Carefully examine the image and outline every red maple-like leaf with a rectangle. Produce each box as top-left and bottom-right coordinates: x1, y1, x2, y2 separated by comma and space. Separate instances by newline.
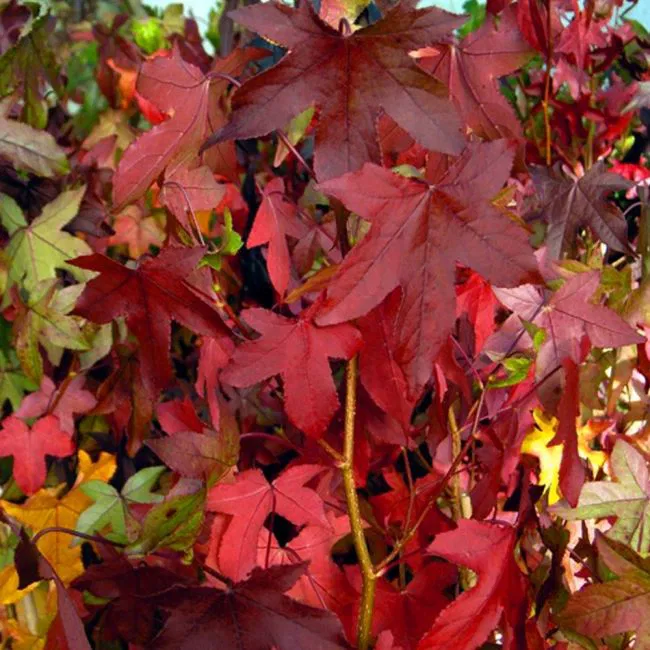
204, 1, 465, 180
530, 162, 633, 259
419, 520, 528, 650
417, 7, 533, 140
153, 563, 347, 650
316, 141, 538, 396
257, 513, 353, 611
358, 288, 413, 432
220, 305, 362, 437
341, 562, 457, 649
71, 246, 229, 399
196, 335, 234, 428
112, 47, 259, 210
456, 270, 498, 354
551, 358, 585, 507
247, 178, 309, 297
0, 415, 74, 495
207, 464, 329, 581
555, 7, 609, 71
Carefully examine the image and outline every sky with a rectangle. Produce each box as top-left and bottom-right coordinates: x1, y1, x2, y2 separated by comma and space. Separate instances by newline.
151, 0, 649, 31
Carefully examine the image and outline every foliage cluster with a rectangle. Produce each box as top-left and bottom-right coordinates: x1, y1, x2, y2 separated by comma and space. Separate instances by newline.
0, 0, 650, 648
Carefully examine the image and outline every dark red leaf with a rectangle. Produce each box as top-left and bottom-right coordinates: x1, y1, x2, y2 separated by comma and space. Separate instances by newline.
205, 1, 465, 180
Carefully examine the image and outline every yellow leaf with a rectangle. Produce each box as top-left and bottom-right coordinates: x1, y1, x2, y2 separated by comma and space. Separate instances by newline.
1, 450, 116, 585
1, 618, 44, 650
75, 449, 116, 486
522, 409, 607, 505
0, 582, 53, 648
0, 565, 39, 605
522, 410, 563, 504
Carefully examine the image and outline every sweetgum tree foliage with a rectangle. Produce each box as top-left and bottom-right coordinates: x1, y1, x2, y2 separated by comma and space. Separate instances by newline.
2, 0, 650, 648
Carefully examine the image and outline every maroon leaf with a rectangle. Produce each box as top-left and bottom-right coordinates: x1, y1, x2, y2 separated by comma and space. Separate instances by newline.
417, 7, 533, 140
205, 1, 465, 180
71, 246, 230, 398
153, 564, 348, 650
316, 141, 538, 396
530, 162, 633, 259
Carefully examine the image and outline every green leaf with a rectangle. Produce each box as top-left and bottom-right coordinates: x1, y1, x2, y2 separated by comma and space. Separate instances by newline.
521, 319, 546, 353
76, 467, 166, 545
202, 208, 243, 271
14, 280, 91, 383
126, 489, 205, 556
0, 356, 36, 411
132, 17, 166, 54
0, 100, 69, 178
2, 187, 92, 291
488, 356, 532, 389
551, 440, 650, 555
122, 466, 166, 504
76, 481, 126, 544
0, 14, 63, 127
458, 0, 486, 38
221, 208, 243, 256
392, 164, 424, 179
162, 4, 185, 35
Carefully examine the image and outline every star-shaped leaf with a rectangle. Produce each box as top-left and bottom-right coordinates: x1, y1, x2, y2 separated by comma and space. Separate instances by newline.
419, 520, 528, 650
552, 439, 650, 555
112, 47, 256, 209
0, 188, 91, 291
494, 270, 644, 378
15, 375, 96, 434
207, 465, 329, 581
531, 162, 633, 259
0, 415, 73, 495
153, 563, 347, 650
108, 205, 165, 259
220, 306, 362, 437
417, 6, 533, 140
0, 450, 116, 584
558, 534, 650, 648
316, 141, 538, 395
75, 466, 165, 544
205, 0, 465, 180
70, 246, 230, 398
11, 280, 91, 383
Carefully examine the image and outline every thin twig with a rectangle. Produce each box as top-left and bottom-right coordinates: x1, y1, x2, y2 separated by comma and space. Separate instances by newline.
276, 129, 315, 179
542, 0, 553, 165
31, 526, 126, 548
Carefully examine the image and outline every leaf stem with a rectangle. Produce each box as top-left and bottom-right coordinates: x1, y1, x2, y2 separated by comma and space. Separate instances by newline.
31, 526, 126, 548
276, 129, 315, 179
341, 356, 376, 650
542, 0, 553, 165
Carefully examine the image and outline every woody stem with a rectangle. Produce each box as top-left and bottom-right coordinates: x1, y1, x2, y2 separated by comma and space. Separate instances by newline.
341, 356, 376, 650
542, 0, 553, 165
